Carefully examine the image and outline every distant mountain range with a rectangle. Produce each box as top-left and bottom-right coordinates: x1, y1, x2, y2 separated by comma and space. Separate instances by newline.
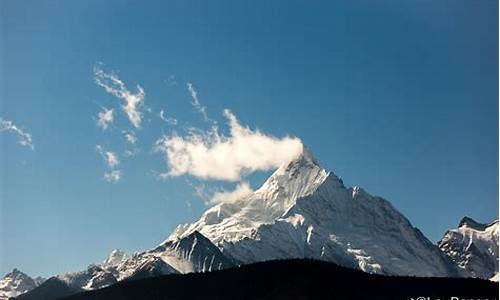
3, 147, 498, 299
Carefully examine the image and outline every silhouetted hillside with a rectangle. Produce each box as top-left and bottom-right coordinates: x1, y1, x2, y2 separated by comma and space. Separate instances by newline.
15, 277, 81, 300
18, 259, 498, 300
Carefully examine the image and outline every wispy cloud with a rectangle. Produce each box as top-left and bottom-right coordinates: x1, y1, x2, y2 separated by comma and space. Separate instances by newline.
96, 107, 114, 130
0, 117, 34, 150
159, 109, 178, 125
123, 130, 137, 144
94, 65, 145, 128
96, 145, 121, 182
211, 182, 253, 204
154, 109, 303, 181
104, 170, 122, 183
186, 82, 211, 123
96, 145, 120, 168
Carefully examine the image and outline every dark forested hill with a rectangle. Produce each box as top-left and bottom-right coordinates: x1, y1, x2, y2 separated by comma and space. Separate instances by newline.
17, 259, 498, 300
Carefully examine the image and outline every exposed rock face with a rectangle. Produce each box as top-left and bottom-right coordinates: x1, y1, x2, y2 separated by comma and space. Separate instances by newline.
439, 217, 499, 280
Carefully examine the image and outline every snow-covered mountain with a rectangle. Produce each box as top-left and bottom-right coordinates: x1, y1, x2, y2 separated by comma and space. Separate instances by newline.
52, 230, 235, 293
11, 146, 497, 299
0, 269, 44, 300
102, 249, 128, 269
55, 250, 131, 291
169, 147, 461, 277
152, 231, 235, 273
57, 264, 118, 291
438, 217, 499, 280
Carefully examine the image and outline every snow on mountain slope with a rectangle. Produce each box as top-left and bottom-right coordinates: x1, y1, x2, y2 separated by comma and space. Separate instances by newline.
127, 257, 179, 281
57, 265, 117, 291
52, 230, 235, 292
102, 250, 128, 270
153, 231, 235, 273
56, 249, 133, 290
169, 147, 461, 277
112, 230, 235, 281
110, 253, 172, 281
0, 269, 44, 300
169, 148, 330, 244
438, 217, 499, 280
55, 251, 159, 290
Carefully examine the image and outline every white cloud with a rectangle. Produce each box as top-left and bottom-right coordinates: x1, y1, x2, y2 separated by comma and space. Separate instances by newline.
96, 145, 121, 182
159, 109, 178, 125
94, 65, 145, 128
96, 107, 114, 130
96, 145, 120, 168
186, 82, 211, 122
0, 117, 34, 150
154, 109, 303, 181
211, 182, 253, 204
104, 170, 121, 183
123, 130, 137, 144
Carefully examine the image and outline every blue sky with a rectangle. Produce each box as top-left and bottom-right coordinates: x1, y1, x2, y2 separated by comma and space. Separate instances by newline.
1, 0, 498, 278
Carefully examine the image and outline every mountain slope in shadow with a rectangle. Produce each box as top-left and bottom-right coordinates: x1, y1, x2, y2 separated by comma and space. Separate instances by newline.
20, 259, 498, 300
15, 277, 81, 300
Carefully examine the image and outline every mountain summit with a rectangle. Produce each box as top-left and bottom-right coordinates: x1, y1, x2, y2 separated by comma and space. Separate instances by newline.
169, 147, 460, 277
168, 147, 335, 245
439, 217, 499, 280
0, 269, 44, 300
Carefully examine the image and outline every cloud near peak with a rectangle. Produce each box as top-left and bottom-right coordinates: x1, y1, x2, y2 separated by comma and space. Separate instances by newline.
211, 182, 253, 204
155, 109, 303, 181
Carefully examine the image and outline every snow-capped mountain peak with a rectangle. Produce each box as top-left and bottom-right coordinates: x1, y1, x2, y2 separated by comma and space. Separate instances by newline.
0, 269, 44, 300
439, 217, 499, 280
168, 147, 336, 245
459, 216, 494, 231
102, 249, 128, 269
57, 264, 117, 291
168, 146, 460, 277
253, 148, 334, 216
154, 231, 235, 273
56, 249, 130, 291
257, 146, 337, 199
